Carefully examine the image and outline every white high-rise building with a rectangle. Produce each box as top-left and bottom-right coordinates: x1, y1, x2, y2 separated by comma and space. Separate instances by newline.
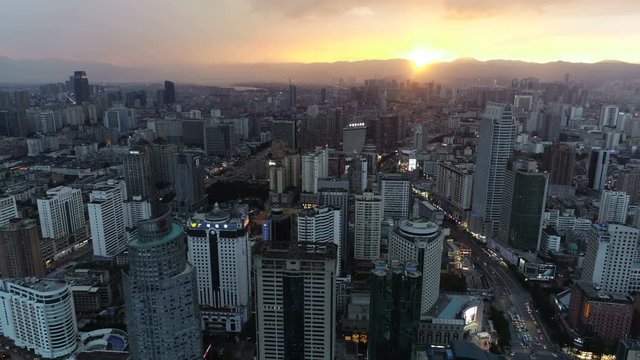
88, 180, 127, 257
186, 204, 251, 333
582, 223, 639, 294
388, 218, 444, 315
470, 103, 517, 239
37, 186, 84, 240
301, 148, 329, 194
600, 105, 620, 127
354, 192, 383, 260
598, 190, 630, 224
0, 196, 18, 226
123, 196, 152, 228
297, 205, 342, 274
0, 278, 78, 359
379, 173, 411, 220
253, 242, 336, 360
434, 162, 474, 211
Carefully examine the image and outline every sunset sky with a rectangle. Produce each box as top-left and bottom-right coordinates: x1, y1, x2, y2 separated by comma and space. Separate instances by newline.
2, 0, 640, 67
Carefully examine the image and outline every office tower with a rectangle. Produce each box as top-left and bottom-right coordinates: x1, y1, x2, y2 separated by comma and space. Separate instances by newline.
288, 83, 297, 108
164, 80, 176, 104
88, 180, 127, 258
73, 70, 90, 103
378, 114, 401, 151
173, 151, 206, 213
617, 170, 640, 205
600, 105, 619, 127
587, 150, 610, 190
204, 122, 236, 157
469, 103, 517, 239
434, 162, 474, 211
104, 105, 137, 131
388, 218, 444, 314
362, 142, 379, 176
368, 261, 422, 360
343, 122, 367, 154
124, 204, 202, 360
541, 143, 575, 186
348, 156, 368, 194
0, 218, 45, 278
354, 192, 383, 260
582, 223, 639, 294
253, 242, 337, 360
272, 120, 297, 150
318, 178, 349, 268
497, 159, 549, 252
264, 204, 293, 246
149, 138, 177, 186
297, 205, 342, 274
598, 190, 630, 224
186, 204, 251, 332
301, 148, 329, 194
0, 195, 18, 226
123, 147, 153, 199
37, 186, 84, 240
379, 173, 411, 220
568, 281, 633, 344
0, 278, 77, 359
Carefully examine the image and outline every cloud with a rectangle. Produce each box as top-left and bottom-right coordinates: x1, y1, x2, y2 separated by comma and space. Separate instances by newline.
346, 7, 375, 17
440, 0, 563, 19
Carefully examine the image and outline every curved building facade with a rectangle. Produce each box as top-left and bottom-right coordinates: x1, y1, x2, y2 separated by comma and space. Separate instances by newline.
389, 218, 444, 315
0, 278, 78, 359
124, 203, 202, 360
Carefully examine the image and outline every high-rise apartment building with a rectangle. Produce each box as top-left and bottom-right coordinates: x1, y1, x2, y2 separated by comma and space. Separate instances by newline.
149, 138, 176, 186
73, 70, 90, 103
123, 147, 153, 199
343, 122, 367, 154
124, 204, 202, 360
297, 205, 342, 274
348, 156, 368, 194
301, 148, 329, 194
253, 242, 337, 360
318, 178, 349, 270
379, 173, 411, 220
388, 219, 444, 314
582, 223, 639, 294
497, 159, 549, 252
37, 186, 84, 240
186, 204, 251, 333
173, 150, 206, 213
600, 105, 619, 127
368, 261, 422, 360
0, 218, 45, 278
0, 278, 78, 359
541, 143, 576, 186
434, 162, 474, 211
204, 122, 236, 157
617, 170, 640, 205
164, 80, 176, 104
354, 192, 383, 260
470, 103, 517, 239
288, 83, 297, 108
587, 150, 610, 190
271, 120, 297, 150
123, 196, 152, 228
598, 190, 630, 224
362, 142, 379, 176
0, 195, 18, 226
88, 180, 127, 257
104, 105, 136, 131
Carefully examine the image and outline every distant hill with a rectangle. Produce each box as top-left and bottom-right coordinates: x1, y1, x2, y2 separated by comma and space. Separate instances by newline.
0, 56, 639, 85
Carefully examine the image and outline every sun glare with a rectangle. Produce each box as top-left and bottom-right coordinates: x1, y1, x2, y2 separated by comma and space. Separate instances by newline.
405, 48, 447, 69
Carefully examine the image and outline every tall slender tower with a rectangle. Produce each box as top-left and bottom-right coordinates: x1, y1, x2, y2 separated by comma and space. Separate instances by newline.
124, 204, 202, 360
469, 102, 517, 239
354, 192, 383, 260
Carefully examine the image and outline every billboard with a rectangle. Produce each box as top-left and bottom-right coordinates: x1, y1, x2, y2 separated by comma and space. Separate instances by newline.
463, 306, 478, 325
518, 257, 556, 281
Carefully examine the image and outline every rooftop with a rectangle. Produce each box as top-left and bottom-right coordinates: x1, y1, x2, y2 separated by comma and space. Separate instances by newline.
2, 278, 68, 293
575, 280, 633, 303
254, 241, 337, 261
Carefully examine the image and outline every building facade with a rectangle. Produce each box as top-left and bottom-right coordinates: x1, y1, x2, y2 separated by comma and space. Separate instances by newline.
297, 205, 342, 274
37, 186, 85, 240
379, 173, 411, 220
88, 180, 127, 257
0, 219, 45, 278
354, 193, 383, 260
598, 190, 630, 224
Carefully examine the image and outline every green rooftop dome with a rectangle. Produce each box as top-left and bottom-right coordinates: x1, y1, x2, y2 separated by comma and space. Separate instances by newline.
567, 242, 579, 252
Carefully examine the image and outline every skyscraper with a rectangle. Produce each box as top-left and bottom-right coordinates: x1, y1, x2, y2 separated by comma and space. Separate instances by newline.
318, 178, 349, 271
598, 190, 630, 224
348, 156, 368, 194
37, 186, 85, 240
434, 162, 474, 212
368, 261, 422, 360
379, 173, 411, 220
149, 137, 177, 186
297, 205, 342, 274
288, 83, 297, 108
271, 120, 296, 150
541, 143, 576, 186
124, 203, 202, 360
388, 218, 444, 314
253, 242, 336, 360
470, 102, 517, 239
301, 147, 329, 194
123, 147, 153, 199
164, 80, 176, 104
186, 204, 251, 333
587, 150, 610, 190
0, 218, 45, 278
618, 170, 640, 205
600, 105, 619, 127
173, 150, 206, 214
204, 122, 236, 157
342, 122, 367, 154
0, 195, 18, 226
354, 192, 383, 260
497, 159, 549, 252
88, 180, 127, 257
73, 71, 90, 103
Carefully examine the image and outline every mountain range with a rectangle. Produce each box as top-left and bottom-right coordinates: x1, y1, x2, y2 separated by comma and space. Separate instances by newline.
1, 56, 639, 85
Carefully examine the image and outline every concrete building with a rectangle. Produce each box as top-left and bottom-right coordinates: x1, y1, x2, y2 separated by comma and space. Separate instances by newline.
343, 122, 367, 154
37, 186, 84, 240
354, 192, 383, 260
0, 219, 45, 278
149, 138, 177, 186
435, 162, 474, 211
123, 204, 202, 360
617, 338, 640, 360
123, 147, 153, 199
599, 105, 619, 127
253, 242, 337, 360
388, 219, 444, 315
301, 147, 329, 194
598, 190, 630, 224
204, 122, 236, 157
318, 178, 349, 270
88, 180, 127, 258
186, 204, 251, 333
541, 143, 575, 186
297, 205, 342, 274
617, 170, 640, 205
470, 103, 517, 239
0, 196, 18, 226
173, 151, 206, 214
379, 173, 411, 220
123, 196, 152, 228
540, 227, 561, 253
348, 156, 368, 194
0, 278, 78, 359
272, 120, 296, 150
587, 150, 610, 190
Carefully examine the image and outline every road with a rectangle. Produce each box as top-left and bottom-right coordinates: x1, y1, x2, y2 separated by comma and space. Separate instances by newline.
446, 219, 557, 360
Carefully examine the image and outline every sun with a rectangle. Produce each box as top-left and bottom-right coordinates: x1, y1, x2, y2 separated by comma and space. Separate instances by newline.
404, 48, 447, 69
